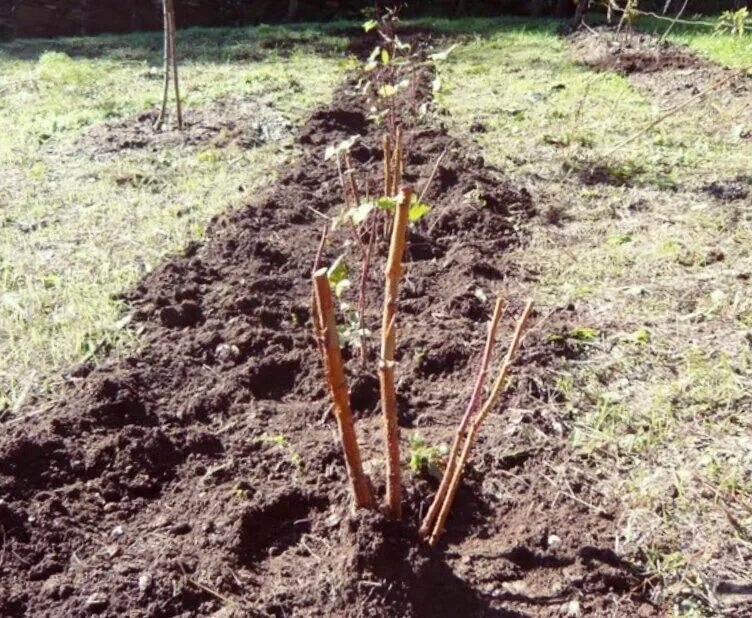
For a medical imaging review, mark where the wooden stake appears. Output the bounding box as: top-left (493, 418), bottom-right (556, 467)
top-left (167, 0), bottom-right (183, 131)
top-left (428, 301), bottom-right (534, 546)
top-left (154, 0), bottom-right (170, 129)
top-left (313, 270), bottom-right (375, 510)
top-left (419, 297), bottom-right (505, 539)
top-left (379, 187), bottom-right (412, 520)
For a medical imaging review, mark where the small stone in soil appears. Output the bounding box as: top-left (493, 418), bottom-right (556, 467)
top-left (138, 572), bottom-right (153, 593)
top-left (84, 592), bottom-right (108, 612)
top-left (170, 522), bottom-right (191, 535)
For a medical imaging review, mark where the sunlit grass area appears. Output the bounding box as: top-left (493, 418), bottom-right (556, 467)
top-left (0, 25), bottom-right (347, 416)
top-left (435, 18), bottom-right (752, 616)
top-left (633, 15), bottom-right (752, 68)
top-left (432, 18), bottom-right (751, 185)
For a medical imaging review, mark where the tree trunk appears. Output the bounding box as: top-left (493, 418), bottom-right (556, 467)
top-left (287, 0), bottom-right (299, 21)
top-left (571, 0), bottom-right (589, 29)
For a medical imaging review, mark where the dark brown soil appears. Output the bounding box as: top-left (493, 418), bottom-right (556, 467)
top-left (570, 27), bottom-right (752, 106)
top-left (571, 28), bottom-right (709, 75)
top-left (0, 34), bottom-right (658, 618)
top-left (80, 96), bottom-right (294, 154)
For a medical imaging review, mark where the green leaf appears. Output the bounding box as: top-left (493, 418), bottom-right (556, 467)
top-left (378, 84), bottom-right (398, 98)
top-left (327, 255), bottom-right (349, 287)
top-left (363, 19), bottom-right (378, 32)
top-left (408, 203), bottom-right (431, 223)
top-left (568, 327), bottom-right (599, 342)
top-left (376, 196), bottom-right (398, 211)
top-left (381, 48), bottom-right (391, 66)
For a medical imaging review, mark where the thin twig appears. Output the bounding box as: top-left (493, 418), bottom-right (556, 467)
top-left (167, 0), bottom-right (183, 131)
top-left (417, 148), bottom-right (447, 205)
top-left (660, 0), bottom-right (689, 43)
top-left (154, 0), bottom-right (170, 129)
top-left (428, 301), bottom-right (534, 546)
top-left (310, 225), bottom-right (329, 346)
top-left (357, 216), bottom-right (377, 366)
top-left (383, 134), bottom-right (392, 196)
top-left (604, 67), bottom-right (749, 157)
top-left (608, 3), bottom-right (752, 31)
top-left (420, 298), bottom-right (505, 539)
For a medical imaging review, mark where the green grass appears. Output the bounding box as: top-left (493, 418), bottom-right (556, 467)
top-left (435, 18), bottom-right (752, 616)
top-left (0, 24), bottom-right (346, 416)
top-left (632, 15), bottom-right (752, 68)
top-left (432, 18), bottom-right (751, 185)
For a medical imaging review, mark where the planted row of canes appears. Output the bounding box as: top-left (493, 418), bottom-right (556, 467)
top-left (309, 14), bottom-right (533, 542)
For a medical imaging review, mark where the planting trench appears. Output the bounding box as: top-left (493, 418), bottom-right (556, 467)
top-left (0, 31), bottom-right (657, 617)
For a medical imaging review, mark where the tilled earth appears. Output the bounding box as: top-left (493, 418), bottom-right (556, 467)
top-left (0, 32), bottom-right (657, 618)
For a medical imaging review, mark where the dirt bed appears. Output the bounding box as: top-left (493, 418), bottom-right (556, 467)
top-left (570, 27), bottom-right (752, 108)
top-left (80, 96), bottom-right (294, 154)
top-left (0, 33), bottom-right (657, 617)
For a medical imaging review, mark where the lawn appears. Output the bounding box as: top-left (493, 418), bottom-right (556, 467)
top-left (0, 25), bottom-right (347, 416)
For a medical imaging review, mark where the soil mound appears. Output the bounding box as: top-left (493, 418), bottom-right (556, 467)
top-left (571, 28), bottom-right (708, 75)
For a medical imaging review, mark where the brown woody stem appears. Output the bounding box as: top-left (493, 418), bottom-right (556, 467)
top-left (428, 300), bottom-right (534, 546)
top-left (379, 187), bottom-right (412, 520)
top-left (313, 270), bottom-right (375, 510)
top-left (383, 134), bottom-right (393, 197)
top-left (419, 297), bottom-right (505, 538)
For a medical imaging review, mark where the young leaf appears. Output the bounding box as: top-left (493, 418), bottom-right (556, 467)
top-left (393, 36), bottom-right (410, 52)
top-left (334, 278), bottom-right (351, 298)
top-left (363, 19), bottom-right (378, 32)
top-left (365, 46), bottom-right (380, 72)
top-left (376, 196), bottom-right (398, 211)
top-left (378, 84), bottom-right (398, 98)
top-left (381, 48), bottom-right (391, 66)
top-left (408, 203), bottom-right (431, 223)
top-left (327, 255), bottom-right (349, 287)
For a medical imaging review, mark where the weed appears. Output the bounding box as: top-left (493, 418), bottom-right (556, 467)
top-left (408, 436), bottom-right (448, 479)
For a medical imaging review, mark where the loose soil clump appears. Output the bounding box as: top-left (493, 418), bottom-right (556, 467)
top-left (0, 32), bottom-right (657, 617)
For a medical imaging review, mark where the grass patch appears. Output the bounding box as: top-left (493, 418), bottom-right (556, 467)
top-left (632, 15), bottom-right (752, 68)
top-left (431, 18), bottom-right (752, 185)
top-left (0, 24), bottom-right (346, 416)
